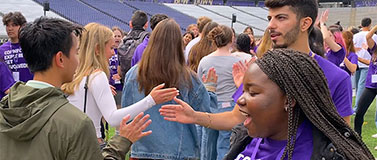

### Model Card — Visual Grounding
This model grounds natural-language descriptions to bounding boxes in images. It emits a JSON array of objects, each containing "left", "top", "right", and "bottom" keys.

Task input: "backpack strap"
[
  {"left": 138, "top": 31, "right": 149, "bottom": 41},
  {"left": 83, "top": 74, "right": 90, "bottom": 113}
]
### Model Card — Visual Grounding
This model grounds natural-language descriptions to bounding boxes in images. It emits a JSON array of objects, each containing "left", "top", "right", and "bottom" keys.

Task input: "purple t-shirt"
[
  {"left": 131, "top": 36, "right": 149, "bottom": 67},
  {"left": 0, "top": 42, "right": 33, "bottom": 82},
  {"left": 340, "top": 52, "right": 358, "bottom": 75},
  {"left": 109, "top": 49, "right": 123, "bottom": 91},
  {"left": 326, "top": 46, "right": 346, "bottom": 67},
  {"left": 253, "top": 46, "right": 258, "bottom": 54},
  {"left": 0, "top": 61, "right": 15, "bottom": 100},
  {"left": 365, "top": 44, "right": 377, "bottom": 89},
  {"left": 233, "top": 52, "right": 353, "bottom": 117},
  {"left": 236, "top": 120, "right": 313, "bottom": 160}
]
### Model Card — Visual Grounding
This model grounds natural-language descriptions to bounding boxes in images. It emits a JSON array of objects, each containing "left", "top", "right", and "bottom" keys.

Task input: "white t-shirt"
[
  {"left": 68, "top": 71, "right": 155, "bottom": 138},
  {"left": 353, "top": 31, "right": 377, "bottom": 68},
  {"left": 184, "top": 37, "right": 201, "bottom": 63},
  {"left": 231, "top": 51, "right": 252, "bottom": 62}
]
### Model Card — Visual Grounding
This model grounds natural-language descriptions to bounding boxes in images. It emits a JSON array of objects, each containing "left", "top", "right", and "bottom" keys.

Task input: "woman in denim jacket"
[{"left": 121, "top": 19, "right": 216, "bottom": 160}]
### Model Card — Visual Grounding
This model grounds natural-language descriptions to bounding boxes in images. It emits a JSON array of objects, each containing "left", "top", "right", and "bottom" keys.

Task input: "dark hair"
[
  {"left": 197, "top": 16, "right": 212, "bottom": 33},
  {"left": 150, "top": 14, "right": 168, "bottom": 30},
  {"left": 19, "top": 17, "right": 83, "bottom": 73},
  {"left": 183, "top": 31, "right": 195, "bottom": 39},
  {"left": 208, "top": 25, "right": 233, "bottom": 48},
  {"left": 131, "top": 10, "right": 148, "bottom": 28},
  {"left": 188, "top": 21, "right": 218, "bottom": 72},
  {"left": 349, "top": 27, "right": 360, "bottom": 35},
  {"left": 309, "top": 27, "right": 325, "bottom": 57},
  {"left": 334, "top": 21, "right": 343, "bottom": 31},
  {"left": 265, "top": 0, "right": 318, "bottom": 33},
  {"left": 256, "top": 49, "right": 374, "bottom": 160},
  {"left": 138, "top": 19, "right": 192, "bottom": 95},
  {"left": 236, "top": 33, "right": 251, "bottom": 54},
  {"left": 2, "top": 12, "right": 26, "bottom": 26},
  {"left": 361, "top": 17, "right": 372, "bottom": 27}
]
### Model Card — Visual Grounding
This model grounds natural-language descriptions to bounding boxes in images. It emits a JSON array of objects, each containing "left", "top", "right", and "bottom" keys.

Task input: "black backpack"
[{"left": 118, "top": 31, "right": 149, "bottom": 82}]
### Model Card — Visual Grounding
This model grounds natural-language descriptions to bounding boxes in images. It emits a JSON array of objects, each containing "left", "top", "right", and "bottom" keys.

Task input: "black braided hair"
[{"left": 255, "top": 49, "right": 374, "bottom": 160}]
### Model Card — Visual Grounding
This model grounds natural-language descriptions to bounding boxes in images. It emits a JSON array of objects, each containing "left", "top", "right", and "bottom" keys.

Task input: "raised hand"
[
  {"left": 119, "top": 112, "right": 152, "bottom": 143},
  {"left": 202, "top": 67, "right": 217, "bottom": 92},
  {"left": 202, "top": 67, "right": 217, "bottom": 83},
  {"left": 150, "top": 83, "right": 179, "bottom": 104},
  {"left": 112, "top": 74, "right": 121, "bottom": 81},
  {"left": 232, "top": 60, "right": 248, "bottom": 88},
  {"left": 320, "top": 9, "right": 329, "bottom": 24},
  {"left": 159, "top": 97, "right": 196, "bottom": 124}
]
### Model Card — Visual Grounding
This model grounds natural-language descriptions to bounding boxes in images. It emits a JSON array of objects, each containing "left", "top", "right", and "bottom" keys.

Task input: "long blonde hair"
[
  {"left": 256, "top": 29, "right": 272, "bottom": 58},
  {"left": 62, "top": 23, "right": 114, "bottom": 94}
]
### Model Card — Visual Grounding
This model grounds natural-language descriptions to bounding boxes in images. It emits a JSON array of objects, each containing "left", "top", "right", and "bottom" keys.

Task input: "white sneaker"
[
  {"left": 372, "top": 133, "right": 377, "bottom": 138},
  {"left": 375, "top": 145, "right": 377, "bottom": 150}
]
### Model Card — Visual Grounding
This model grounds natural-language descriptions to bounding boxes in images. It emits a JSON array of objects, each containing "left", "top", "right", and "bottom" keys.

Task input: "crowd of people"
[{"left": 0, "top": 0, "right": 377, "bottom": 159}]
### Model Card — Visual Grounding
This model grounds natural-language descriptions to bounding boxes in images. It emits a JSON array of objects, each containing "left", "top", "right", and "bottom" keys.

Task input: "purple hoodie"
[{"left": 131, "top": 36, "right": 149, "bottom": 67}]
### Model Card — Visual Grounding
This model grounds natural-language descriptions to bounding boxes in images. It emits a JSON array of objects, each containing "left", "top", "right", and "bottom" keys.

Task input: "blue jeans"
[
  {"left": 201, "top": 101, "right": 235, "bottom": 160},
  {"left": 354, "top": 68, "right": 368, "bottom": 110}
]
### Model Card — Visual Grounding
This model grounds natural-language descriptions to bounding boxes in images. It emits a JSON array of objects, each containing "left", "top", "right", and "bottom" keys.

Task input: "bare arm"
[
  {"left": 320, "top": 10, "right": 342, "bottom": 52},
  {"left": 321, "top": 25, "right": 342, "bottom": 52},
  {"left": 366, "top": 25, "right": 377, "bottom": 49},
  {"left": 195, "top": 104, "right": 245, "bottom": 130},
  {"left": 343, "top": 115, "right": 351, "bottom": 126},
  {"left": 343, "top": 57, "right": 357, "bottom": 74},
  {"left": 160, "top": 98, "right": 245, "bottom": 131},
  {"left": 358, "top": 57, "right": 370, "bottom": 65}
]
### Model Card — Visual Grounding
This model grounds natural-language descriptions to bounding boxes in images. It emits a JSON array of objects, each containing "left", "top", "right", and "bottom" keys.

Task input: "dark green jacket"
[{"left": 0, "top": 82, "right": 131, "bottom": 160}]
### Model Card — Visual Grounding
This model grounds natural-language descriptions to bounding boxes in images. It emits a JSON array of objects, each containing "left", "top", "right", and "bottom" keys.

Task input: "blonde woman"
[{"left": 61, "top": 23, "right": 178, "bottom": 145}]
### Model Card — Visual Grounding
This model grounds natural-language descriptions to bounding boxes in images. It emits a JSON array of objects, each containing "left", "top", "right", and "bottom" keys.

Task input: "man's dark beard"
[{"left": 272, "top": 23, "right": 300, "bottom": 49}]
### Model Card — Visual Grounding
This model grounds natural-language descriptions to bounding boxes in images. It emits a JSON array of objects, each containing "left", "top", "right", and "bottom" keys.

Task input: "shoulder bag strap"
[{"left": 83, "top": 74, "right": 90, "bottom": 113}]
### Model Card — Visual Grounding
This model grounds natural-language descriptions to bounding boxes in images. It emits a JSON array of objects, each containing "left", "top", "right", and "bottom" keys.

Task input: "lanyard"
[{"left": 250, "top": 122, "right": 306, "bottom": 160}]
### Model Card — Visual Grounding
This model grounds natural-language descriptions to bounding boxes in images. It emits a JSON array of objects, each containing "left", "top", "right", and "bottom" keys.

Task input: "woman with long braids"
[{"left": 161, "top": 49, "right": 373, "bottom": 159}]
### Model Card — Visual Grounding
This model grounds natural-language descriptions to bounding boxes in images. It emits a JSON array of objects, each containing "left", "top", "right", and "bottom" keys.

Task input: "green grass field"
[
  {"left": 351, "top": 98, "right": 377, "bottom": 157},
  {"left": 107, "top": 97, "right": 377, "bottom": 158}
]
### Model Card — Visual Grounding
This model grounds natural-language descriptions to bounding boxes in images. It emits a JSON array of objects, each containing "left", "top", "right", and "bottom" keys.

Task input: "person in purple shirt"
[
  {"left": 0, "top": 60, "right": 15, "bottom": 100},
  {"left": 131, "top": 14, "right": 168, "bottom": 67},
  {"left": 231, "top": 49, "right": 372, "bottom": 160},
  {"left": 319, "top": 9, "right": 347, "bottom": 67},
  {"left": 354, "top": 24, "right": 377, "bottom": 136},
  {"left": 0, "top": 12, "right": 33, "bottom": 82},
  {"left": 340, "top": 31, "right": 358, "bottom": 75},
  {"left": 110, "top": 27, "right": 125, "bottom": 107},
  {"left": 159, "top": 0, "right": 353, "bottom": 132}
]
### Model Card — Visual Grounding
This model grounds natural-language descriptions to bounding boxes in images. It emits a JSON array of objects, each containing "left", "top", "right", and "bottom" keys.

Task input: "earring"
[{"left": 284, "top": 106, "right": 288, "bottom": 112}]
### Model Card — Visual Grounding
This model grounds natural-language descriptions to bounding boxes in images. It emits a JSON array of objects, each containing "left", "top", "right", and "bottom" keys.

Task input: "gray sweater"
[{"left": 197, "top": 55, "right": 241, "bottom": 102}]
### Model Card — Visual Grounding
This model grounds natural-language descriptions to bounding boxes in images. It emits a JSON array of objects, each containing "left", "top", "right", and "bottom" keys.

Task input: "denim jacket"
[{"left": 121, "top": 65, "right": 217, "bottom": 160}]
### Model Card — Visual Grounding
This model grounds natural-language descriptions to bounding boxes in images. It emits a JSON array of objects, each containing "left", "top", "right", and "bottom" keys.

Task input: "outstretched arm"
[{"left": 160, "top": 97, "right": 245, "bottom": 131}]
